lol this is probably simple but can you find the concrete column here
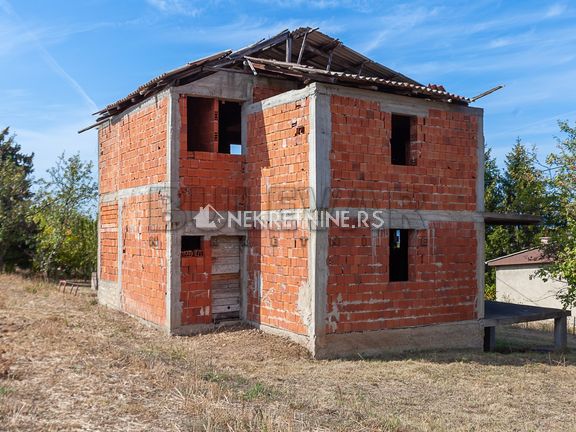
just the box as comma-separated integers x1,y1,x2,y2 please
554,316,568,352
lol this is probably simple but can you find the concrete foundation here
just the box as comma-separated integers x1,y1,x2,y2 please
315,321,484,359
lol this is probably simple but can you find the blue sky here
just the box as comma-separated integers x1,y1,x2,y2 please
1,0,575,178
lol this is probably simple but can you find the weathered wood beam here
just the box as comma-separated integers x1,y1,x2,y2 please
285,37,292,63
326,49,335,71
297,31,309,65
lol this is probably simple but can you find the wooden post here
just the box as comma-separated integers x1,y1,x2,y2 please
554,316,568,351
483,326,496,352
297,32,308,65
285,37,292,63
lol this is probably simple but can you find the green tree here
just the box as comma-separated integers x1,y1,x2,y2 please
484,146,503,215
483,146,502,299
33,153,97,279
538,121,576,308
486,139,549,260
0,127,34,271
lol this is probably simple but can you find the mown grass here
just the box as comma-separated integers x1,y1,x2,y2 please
1,273,575,431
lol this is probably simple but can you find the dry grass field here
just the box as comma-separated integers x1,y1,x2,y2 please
1,274,576,431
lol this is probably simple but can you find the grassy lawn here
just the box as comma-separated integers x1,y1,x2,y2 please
1,274,576,431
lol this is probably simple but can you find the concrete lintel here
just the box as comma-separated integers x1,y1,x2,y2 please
171,209,483,236
330,208,484,227
315,82,483,117
245,84,316,115
100,183,171,203
174,71,253,102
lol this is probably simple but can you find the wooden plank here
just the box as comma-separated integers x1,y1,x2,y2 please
213,297,239,306
211,235,241,321
212,262,240,275
212,286,240,296
211,272,239,281
211,236,240,256
213,304,240,313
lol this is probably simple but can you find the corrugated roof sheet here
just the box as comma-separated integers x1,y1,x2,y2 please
486,248,553,267
245,56,469,103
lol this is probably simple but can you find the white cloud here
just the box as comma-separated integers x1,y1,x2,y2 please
146,0,203,16
13,115,98,181
545,3,567,18
254,0,373,12
0,0,97,111
361,6,441,53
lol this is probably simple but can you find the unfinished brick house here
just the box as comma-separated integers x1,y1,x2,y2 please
87,28,488,358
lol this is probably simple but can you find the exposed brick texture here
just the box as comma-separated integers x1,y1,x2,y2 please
326,222,477,333
178,96,245,211
98,82,482,352
99,203,118,281
179,152,245,211
246,98,310,211
98,97,168,195
247,228,309,335
121,193,167,326
180,239,211,325
330,96,478,211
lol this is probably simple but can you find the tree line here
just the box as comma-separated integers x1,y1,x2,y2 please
0,127,96,279
484,121,576,309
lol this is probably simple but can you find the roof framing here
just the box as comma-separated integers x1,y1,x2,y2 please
87,27,471,127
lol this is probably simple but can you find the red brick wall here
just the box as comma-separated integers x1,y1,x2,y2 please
180,239,211,325
121,193,167,326
99,124,119,195
98,96,169,327
98,97,168,195
246,98,310,211
178,96,245,212
179,152,245,211
247,228,309,335
99,203,118,281
244,98,311,336
330,96,478,211
326,222,477,333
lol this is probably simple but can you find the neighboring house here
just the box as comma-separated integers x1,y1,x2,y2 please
84,27,497,358
487,247,573,315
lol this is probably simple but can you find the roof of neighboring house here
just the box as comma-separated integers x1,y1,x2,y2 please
486,247,554,268
90,27,471,125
